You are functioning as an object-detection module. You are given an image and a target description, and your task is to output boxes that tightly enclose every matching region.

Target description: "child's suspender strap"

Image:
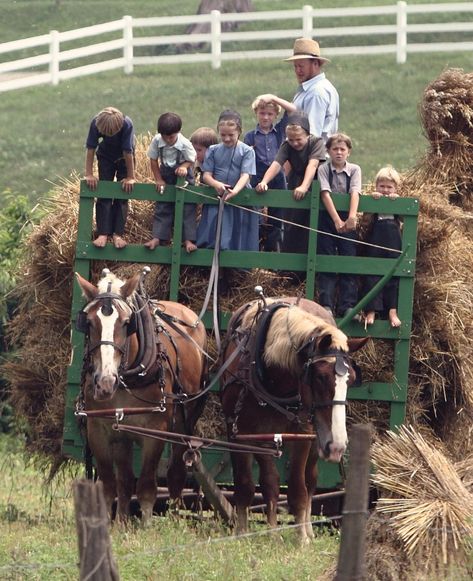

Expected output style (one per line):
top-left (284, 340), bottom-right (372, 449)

top-left (328, 166), bottom-right (351, 193)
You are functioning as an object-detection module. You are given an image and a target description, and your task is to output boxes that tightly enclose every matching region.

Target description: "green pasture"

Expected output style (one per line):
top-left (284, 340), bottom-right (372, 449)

top-left (1, 0), bottom-right (473, 205)
top-left (0, 435), bottom-right (338, 580)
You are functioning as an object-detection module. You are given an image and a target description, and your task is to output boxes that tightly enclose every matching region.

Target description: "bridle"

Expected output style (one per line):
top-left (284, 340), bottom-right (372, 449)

top-left (294, 330), bottom-right (353, 408)
top-left (76, 288), bottom-right (136, 358)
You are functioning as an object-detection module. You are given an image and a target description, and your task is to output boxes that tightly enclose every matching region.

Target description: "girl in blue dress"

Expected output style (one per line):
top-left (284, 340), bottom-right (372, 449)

top-left (196, 110), bottom-right (258, 251)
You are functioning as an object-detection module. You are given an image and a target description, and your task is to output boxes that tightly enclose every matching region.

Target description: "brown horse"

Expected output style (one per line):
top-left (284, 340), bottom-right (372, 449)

top-left (75, 270), bottom-right (207, 521)
top-left (220, 296), bottom-right (368, 542)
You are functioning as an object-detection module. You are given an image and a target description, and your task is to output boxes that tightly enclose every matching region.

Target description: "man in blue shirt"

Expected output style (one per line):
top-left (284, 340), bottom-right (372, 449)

top-left (268, 38), bottom-right (339, 144)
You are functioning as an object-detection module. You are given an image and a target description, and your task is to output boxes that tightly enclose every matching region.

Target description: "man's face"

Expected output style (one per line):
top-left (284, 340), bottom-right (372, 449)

top-left (293, 58), bottom-right (321, 83)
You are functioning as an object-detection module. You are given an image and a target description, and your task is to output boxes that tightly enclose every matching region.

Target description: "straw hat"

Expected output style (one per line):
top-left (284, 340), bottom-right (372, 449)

top-left (284, 38), bottom-right (330, 63)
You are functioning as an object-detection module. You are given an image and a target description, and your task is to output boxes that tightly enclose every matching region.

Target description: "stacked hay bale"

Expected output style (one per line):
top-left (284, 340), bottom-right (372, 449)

top-left (362, 68), bottom-right (473, 579)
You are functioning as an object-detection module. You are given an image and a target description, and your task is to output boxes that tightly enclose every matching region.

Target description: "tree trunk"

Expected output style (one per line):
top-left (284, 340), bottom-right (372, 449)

top-left (180, 0), bottom-right (254, 52)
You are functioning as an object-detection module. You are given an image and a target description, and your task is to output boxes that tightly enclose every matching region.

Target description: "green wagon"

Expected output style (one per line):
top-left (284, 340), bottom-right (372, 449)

top-left (63, 179), bottom-right (418, 492)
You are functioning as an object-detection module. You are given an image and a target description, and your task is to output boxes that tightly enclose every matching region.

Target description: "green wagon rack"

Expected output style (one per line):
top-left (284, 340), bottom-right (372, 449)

top-left (63, 179), bottom-right (418, 490)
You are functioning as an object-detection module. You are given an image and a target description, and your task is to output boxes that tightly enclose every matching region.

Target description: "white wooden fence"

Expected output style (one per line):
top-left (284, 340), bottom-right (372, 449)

top-left (1, 2), bottom-right (472, 93)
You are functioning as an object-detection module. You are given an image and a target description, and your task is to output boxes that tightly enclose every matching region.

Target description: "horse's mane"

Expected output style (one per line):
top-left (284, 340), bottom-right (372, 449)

top-left (241, 300), bottom-right (349, 372)
top-left (97, 272), bottom-right (123, 294)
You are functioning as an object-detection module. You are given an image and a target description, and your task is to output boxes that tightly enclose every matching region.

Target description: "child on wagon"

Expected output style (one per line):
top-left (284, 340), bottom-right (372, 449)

top-left (196, 110), bottom-right (258, 252)
top-left (317, 132), bottom-right (361, 318)
top-left (145, 112), bottom-right (197, 253)
top-left (85, 106), bottom-right (136, 249)
top-left (255, 111), bottom-right (326, 255)
top-left (190, 127), bottom-right (219, 185)
top-left (244, 95), bottom-right (292, 252)
top-left (361, 166), bottom-right (402, 328)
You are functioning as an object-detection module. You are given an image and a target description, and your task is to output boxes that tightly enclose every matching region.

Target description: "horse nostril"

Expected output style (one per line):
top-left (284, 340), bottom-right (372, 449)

top-left (324, 441), bottom-right (332, 458)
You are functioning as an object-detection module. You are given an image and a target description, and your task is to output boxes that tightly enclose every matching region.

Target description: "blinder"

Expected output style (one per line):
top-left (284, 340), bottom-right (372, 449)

top-left (75, 310), bottom-right (89, 334)
top-left (74, 305), bottom-right (137, 336)
top-left (350, 361), bottom-right (363, 388)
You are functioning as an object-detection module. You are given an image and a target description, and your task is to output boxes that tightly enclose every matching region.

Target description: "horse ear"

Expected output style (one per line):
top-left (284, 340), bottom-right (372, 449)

top-left (347, 336), bottom-right (370, 353)
top-left (120, 273), bottom-right (141, 299)
top-left (75, 272), bottom-right (98, 301)
top-left (316, 333), bottom-right (333, 353)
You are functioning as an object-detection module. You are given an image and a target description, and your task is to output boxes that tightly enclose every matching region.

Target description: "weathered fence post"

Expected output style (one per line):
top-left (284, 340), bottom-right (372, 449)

top-left (335, 424), bottom-right (372, 581)
top-left (73, 479), bottom-right (120, 581)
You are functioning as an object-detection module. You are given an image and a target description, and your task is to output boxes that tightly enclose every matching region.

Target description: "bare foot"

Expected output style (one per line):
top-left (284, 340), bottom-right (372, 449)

top-left (389, 309), bottom-right (402, 328)
top-left (112, 234), bottom-right (127, 249)
top-left (144, 238), bottom-right (160, 250)
top-left (364, 311), bottom-right (376, 325)
top-left (184, 240), bottom-right (197, 253)
top-left (93, 234), bottom-right (108, 248)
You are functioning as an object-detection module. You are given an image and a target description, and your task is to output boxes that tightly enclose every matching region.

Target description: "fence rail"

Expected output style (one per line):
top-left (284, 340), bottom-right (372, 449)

top-left (1, 2), bottom-right (473, 92)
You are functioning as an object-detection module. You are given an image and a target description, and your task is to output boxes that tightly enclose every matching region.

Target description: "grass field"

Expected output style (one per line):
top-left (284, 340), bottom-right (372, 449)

top-left (0, 435), bottom-right (339, 580)
top-left (1, 1), bottom-right (472, 205)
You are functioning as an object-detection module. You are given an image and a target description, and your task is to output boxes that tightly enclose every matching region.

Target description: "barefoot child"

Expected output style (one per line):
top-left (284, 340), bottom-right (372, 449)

top-left (362, 166), bottom-right (402, 328)
top-left (244, 95), bottom-right (291, 252)
top-left (196, 110), bottom-right (258, 251)
top-left (85, 107), bottom-right (135, 249)
top-left (145, 112), bottom-right (197, 253)
top-left (317, 132), bottom-right (362, 318)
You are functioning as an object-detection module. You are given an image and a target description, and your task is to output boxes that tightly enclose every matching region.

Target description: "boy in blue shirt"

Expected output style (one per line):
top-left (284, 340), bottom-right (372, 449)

top-left (244, 95), bottom-right (293, 251)
top-left (145, 112), bottom-right (197, 253)
top-left (85, 107), bottom-right (135, 249)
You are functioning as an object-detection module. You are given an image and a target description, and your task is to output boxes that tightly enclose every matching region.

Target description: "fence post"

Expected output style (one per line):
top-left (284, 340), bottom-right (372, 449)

top-left (302, 5), bottom-right (313, 38)
top-left (49, 30), bottom-right (60, 86)
top-left (334, 424), bottom-right (371, 581)
top-left (396, 0), bottom-right (407, 64)
top-left (73, 479), bottom-right (119, 581)
top-left (123, 15), bottom-right (133, 74)
top-left (210, 9), bottom-right (222, 70)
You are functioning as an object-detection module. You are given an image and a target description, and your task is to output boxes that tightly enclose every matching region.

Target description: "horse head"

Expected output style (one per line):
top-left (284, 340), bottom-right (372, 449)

top-left (261, 302), bottom-right (368, 463)
top-left (298, 330), bottom-right (368, 462)
top-left (75, 271), bottom-right (141, 400)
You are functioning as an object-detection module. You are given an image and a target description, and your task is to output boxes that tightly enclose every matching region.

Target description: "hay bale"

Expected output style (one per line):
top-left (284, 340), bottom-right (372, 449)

top-left (415, 67), bottom-right (473, 213)
top-left (371, 425), bottom-right (473, 573)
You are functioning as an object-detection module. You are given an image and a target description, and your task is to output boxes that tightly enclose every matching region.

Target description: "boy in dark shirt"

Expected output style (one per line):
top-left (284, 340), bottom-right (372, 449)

top-left (85, 107), bottom-right (135, 248)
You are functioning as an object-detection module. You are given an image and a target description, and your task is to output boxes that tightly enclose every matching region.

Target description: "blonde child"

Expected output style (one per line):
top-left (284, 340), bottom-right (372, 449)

top-left (245, 95), bottom-right (290, 251)
top-left (317, 132), bottom-right (361, 318)
top-left (256, 111), bottom-right (326, 254)
top-left (190, 127), bottom-right (219, 185)
top-left (85, 106), bottom-right (135, 249)
top-left (196, 110), bottom-right (258, 251)
top-left (362, 166), bottom-right (402, 328)
top-left (145, 112), bottom-right (197, 253)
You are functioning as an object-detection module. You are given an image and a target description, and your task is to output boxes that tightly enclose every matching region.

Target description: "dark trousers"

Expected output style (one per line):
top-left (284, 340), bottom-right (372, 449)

top-left (317, 211), bottom-right (358, 314)
top-left (251, 170), bottom-right (285, 251)
top-left (363, 219), bottom-right (402, 312)
top-left (95, 155), bottom-right (128, 236)
top-left (151, 165), bottom-right (196, 242)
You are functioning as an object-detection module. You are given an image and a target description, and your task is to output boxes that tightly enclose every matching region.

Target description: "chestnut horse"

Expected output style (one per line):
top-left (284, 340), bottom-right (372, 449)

top-left (220, 296), bottom-right (367, 542)
top-left (75, 271), bottom-right (207, 521)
